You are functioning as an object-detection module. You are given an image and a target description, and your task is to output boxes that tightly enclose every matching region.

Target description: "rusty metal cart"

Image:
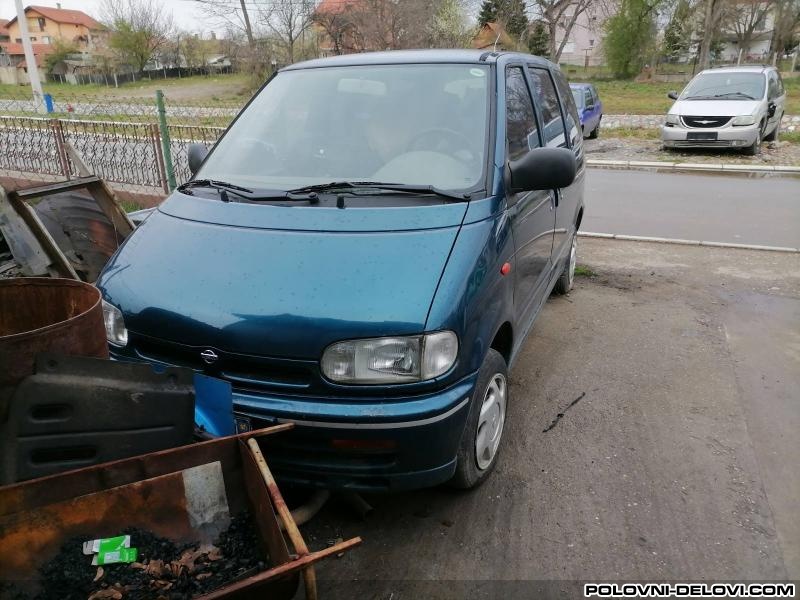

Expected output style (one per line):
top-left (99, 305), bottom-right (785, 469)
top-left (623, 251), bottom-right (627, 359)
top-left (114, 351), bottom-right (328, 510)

top-left (0, 424), bottom-right (361, 599)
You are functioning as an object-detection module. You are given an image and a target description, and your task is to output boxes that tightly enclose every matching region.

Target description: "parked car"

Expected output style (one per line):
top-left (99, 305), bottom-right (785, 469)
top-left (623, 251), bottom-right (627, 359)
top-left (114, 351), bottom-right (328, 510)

top-left (661, 65), bottom-right (786, 155)
top-left (97, 50), bottom-right (585, 491)
top-left (570, 82), bottom-right (603, 138)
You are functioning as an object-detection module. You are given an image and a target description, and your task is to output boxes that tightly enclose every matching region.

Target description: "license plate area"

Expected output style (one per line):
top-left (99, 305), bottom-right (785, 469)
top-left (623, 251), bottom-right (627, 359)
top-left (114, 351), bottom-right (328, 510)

top-left (687, 132), bottom-right (718, 141)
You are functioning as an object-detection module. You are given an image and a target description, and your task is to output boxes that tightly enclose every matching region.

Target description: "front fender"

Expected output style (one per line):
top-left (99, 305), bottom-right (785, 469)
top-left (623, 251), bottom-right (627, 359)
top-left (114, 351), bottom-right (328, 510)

top-left (425, 202), bottom-right (514, 375)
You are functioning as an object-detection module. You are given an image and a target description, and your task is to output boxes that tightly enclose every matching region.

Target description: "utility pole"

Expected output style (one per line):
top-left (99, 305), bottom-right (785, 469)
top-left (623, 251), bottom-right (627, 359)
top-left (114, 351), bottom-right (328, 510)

top-left (240, 0), bottom-right (255, 47)
top-left (15, 0), bottom-right (45, 113)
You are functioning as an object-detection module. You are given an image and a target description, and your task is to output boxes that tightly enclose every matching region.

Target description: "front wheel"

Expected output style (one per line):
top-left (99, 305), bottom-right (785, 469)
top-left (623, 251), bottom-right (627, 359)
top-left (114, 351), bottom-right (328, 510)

top-left (764, 116), bottom-right (781, 143)
top-left (743, 124), bottom-right (763, 156)
top-left (553, 233), bottom-right (577, 295)
top-left (589, 116), bottom-right (601, 139)
top-left (450, 349), bottom-right (508, 489)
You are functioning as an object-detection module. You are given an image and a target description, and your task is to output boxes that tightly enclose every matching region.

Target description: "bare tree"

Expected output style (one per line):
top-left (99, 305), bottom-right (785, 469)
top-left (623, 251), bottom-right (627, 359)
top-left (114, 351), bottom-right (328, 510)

top-left (194, 0), bottom-right (262, 47)
top-left (696, 0), bottom-right (726, 69)
top-left (313, 4), bottom-right (359, 55)
top-left (101, 0), bottom-right (175, 73)
top-left (769, 0), bottom-right (800, 57)
top-left (724, 0), bottom-right (775, 61)
top-left (262, 0), bottom-right (316, 63)
top-left (530, 0), bottom-right (594, 62)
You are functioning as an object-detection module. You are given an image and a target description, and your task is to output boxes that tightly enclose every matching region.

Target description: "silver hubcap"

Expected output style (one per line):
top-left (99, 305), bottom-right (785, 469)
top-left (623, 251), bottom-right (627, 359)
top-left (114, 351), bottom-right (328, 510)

top-left (475, 374), bottom-right (507, 470)
top-left (567, 235), bottom-right (577, 288)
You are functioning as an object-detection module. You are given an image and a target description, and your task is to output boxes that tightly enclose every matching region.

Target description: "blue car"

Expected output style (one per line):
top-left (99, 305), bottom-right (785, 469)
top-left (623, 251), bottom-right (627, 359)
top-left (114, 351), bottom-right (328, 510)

top-left (570, 82), bottom-right (603, 139)
top-left (98, 50), bottom-right (586, 491)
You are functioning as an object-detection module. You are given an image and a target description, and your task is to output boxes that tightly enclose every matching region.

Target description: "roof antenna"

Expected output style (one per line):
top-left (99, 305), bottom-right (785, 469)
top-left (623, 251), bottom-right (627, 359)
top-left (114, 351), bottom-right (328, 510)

top-left (492, 28), bottom-right (502, 52)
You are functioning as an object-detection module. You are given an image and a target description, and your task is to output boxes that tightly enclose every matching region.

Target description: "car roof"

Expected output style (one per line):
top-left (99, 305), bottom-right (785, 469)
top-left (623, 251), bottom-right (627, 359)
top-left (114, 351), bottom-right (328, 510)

top-left (699, 65), bottom-right (772, 75)
top-left (569, 82), bottom-right (594, 89)
top-left (284, 49), bottom-right (556, 71)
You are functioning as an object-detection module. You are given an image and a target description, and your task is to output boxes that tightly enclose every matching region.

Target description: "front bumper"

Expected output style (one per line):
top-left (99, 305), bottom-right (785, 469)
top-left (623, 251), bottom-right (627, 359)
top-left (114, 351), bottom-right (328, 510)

top-left (661, 123), bottom-right (760, 149)
top-left (234, 373), bottom-right (478, 491)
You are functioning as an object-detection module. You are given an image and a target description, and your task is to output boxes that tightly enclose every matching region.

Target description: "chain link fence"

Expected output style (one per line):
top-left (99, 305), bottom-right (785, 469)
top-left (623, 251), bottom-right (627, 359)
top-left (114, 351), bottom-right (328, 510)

top-left (0, 89), bottom-right (242, 207)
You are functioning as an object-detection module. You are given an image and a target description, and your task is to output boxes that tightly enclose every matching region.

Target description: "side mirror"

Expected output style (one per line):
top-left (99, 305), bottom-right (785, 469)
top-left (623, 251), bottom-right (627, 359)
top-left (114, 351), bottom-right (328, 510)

top-left (187, 143), bottom-right (209, 176)
top-left (508, 147), bottom-right (577, 194)
top-left (768, 102), bottom-right (776, 118)
top-left (667, 91), bottom-right (678, 100)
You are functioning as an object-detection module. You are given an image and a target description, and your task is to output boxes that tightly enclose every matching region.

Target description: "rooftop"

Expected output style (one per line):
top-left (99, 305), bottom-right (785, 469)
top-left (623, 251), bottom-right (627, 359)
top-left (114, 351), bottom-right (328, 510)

top-left (6, 5), bottom-right (103, 30)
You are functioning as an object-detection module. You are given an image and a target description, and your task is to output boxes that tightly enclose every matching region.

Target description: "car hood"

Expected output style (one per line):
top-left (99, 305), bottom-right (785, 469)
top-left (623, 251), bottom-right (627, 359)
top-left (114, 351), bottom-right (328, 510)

top-left (669, 99), bottom-right (761, 117)
top-left (97, 194), bottom-right (468, 359)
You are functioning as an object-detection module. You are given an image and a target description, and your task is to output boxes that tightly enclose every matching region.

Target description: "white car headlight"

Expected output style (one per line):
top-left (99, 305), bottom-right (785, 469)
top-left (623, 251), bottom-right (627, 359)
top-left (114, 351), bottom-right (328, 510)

top-left (102, 299), bottom-right (128, 347)
top-left (732, 115), bottom-right (756, 126)
top-left (321, 331), bottom-right (458, 384)
top-left (665, 114), bottom-right (679, 125)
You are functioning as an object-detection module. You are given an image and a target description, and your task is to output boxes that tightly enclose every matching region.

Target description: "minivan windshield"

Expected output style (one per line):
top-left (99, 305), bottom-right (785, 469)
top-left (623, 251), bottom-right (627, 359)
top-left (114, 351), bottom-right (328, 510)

top-left (197, 64), bottom-right (491, 193)
top-left (681, 71), bottom-right (766, 100)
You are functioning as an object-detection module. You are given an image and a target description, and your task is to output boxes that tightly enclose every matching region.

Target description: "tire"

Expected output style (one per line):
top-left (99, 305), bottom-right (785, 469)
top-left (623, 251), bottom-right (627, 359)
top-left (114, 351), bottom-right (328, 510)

top-left (743, 123), bottom-right (764, 156)
top-left (553, 233), bottom-right (577, 295)
top-left (588, 116), bottom-right (601, 139)
top-left (764, 115), bottom-right (781, 142)
top-left (450, 349), bottom-right (508, 489)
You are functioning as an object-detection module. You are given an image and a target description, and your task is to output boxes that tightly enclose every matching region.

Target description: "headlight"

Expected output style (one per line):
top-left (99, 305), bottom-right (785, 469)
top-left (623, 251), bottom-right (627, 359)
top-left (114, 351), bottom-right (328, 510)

top-left (102, 299), bottom-right (128, 347)
top-left (321, 331), bottom-right (458, 384)
top-left (665, 114), bottom-right (679, 125)
top-left (732, 115), bottom-right (756, 126)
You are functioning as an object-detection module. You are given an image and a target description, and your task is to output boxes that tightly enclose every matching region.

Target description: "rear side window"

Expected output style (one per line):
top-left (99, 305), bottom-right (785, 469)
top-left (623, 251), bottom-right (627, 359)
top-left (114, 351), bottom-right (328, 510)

top-left (528, 67), bottom-right (567, 148)
top-left (551, 70), bottom-right (581, 148)
top-left (505, 66), bottom-right (540, 161)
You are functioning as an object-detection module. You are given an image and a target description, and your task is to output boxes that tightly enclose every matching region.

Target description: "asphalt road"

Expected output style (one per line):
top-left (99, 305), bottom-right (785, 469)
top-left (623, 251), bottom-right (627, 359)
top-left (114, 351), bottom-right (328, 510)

top-left (301, 238), bottom-right (799, 598)
top-left (584, 169), bottom-right (800, 248)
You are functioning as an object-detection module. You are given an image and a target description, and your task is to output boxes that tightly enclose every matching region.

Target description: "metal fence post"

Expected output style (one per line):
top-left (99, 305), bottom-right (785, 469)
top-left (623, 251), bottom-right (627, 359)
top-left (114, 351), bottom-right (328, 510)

top-left (155, 90), bottom-right (176, 192)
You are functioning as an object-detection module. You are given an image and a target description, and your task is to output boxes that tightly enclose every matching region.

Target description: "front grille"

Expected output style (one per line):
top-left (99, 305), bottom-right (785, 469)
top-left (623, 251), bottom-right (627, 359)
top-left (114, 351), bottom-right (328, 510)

top-left (681, 116), bottom-right (732, 128)
top-left (132, 334), bottom-right (315, 391)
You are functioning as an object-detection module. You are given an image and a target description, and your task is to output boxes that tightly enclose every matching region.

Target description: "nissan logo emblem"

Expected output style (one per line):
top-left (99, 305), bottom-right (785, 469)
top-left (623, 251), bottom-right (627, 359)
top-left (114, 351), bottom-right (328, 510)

top-left (200, 349), bottom-right (219, 365)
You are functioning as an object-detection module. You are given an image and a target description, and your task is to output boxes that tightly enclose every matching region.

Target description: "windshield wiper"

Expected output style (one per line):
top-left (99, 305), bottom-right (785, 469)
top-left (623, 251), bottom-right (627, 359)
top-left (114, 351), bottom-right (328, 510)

top-left (712, 92), bottom-right (757, 100)
top-left (178, 179), bottom-right (318, 203)
top-left (178, 179), bottom-right (254, 201)
top-left (287, 181), bottom-right (470, 201)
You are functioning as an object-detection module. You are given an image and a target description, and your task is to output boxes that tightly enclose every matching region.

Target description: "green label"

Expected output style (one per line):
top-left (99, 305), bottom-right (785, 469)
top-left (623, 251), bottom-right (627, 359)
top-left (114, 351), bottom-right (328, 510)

top-left (94, 547), bottom-right (138, 565)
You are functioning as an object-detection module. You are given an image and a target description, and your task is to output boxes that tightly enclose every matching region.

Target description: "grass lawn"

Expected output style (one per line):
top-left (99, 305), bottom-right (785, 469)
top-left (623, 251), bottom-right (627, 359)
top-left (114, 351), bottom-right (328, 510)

top-left (0, 73), bottom-right (253, 105)
top-left (585, 74), bottom-right (800, 115)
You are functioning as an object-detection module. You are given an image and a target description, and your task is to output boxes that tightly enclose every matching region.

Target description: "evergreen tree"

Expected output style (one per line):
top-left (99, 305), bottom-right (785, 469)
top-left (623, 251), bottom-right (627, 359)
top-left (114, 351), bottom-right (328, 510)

top-left (477, 0), bottom-right (528, 39)
top-left (477, 0), bottom-right (499, 28)
top-left (662, 0), bottom-right (692, 62)
top-left (527, 20), bottom-right (549, 56)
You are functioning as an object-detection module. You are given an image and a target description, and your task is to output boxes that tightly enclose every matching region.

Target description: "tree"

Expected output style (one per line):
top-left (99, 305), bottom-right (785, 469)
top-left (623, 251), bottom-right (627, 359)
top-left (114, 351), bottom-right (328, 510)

top-left (428, 0), bottom-right (474, 48)
top-left (696, 0), bottom-right (726, 70)
top-left (769, 0), bottom-right (800, 58)
top-left (44, 39), bottom-right (79, 73)
top-left (531, 0), bottom-right (594, 62)
top-left (101, 0), bottom-right (174, 74)
top-left (662, 0), bottom-right (693, 62)
top-left (604, 0), bottom-right (664, 78)
top-left (725, 0), bottom-right (775, 60)
top-left (194, 0), bottom-right (258, 48)
top-left (477, 0), bottom-right (528, 38)
top-left (261, 0), bottom-right (315, 64)
top-left (526, 19), bottom-right (549, 55)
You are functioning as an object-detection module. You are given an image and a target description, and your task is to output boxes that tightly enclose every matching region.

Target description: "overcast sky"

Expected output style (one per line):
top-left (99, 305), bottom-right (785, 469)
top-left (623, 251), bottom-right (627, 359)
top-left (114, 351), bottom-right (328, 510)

top-left (0, 0), bottom-right (212, 35)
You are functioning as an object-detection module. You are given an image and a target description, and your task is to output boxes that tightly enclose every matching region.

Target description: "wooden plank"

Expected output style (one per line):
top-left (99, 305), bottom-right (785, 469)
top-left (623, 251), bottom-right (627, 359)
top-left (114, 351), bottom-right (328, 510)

top-left (11, 176), bottom-right (100, 199)
top-left (8, 197), bottom-right (78, 279)
top-left (0, 187), bottom-right (51, 276)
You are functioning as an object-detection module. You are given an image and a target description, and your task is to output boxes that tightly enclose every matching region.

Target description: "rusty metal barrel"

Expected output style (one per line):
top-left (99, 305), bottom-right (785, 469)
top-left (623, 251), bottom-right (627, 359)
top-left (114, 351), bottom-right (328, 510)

top-left (0, 278), bottom-right (108, 405)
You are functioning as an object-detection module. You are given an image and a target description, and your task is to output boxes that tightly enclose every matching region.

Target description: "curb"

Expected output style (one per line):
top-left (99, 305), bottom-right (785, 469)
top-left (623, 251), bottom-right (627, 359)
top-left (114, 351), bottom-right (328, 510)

top-left (578, 231), bottom-right (799, 253)
top-left (586, 159), bottom-right (800, 175)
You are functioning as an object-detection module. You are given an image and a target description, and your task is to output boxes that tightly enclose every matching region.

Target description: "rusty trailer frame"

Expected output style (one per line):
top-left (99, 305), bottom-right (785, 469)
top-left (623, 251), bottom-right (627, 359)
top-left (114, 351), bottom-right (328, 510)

top-left (0, 424), bottom-right (361, 599)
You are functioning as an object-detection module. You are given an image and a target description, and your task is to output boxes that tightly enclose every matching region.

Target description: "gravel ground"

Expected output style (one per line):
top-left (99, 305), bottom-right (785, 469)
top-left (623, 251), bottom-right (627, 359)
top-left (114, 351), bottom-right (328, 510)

top-left (586, 136), bottom-right (800, 166)
top-left (303, 239), bottom-right (800, 598)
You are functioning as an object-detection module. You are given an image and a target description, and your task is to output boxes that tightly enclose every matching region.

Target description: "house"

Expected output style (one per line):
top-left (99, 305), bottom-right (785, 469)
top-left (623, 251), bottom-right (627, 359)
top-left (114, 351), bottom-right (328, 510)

top-left (0, 42), bottom-right (55, 84)
top-left (472, 22), bottom-right (515, 52)
top-left (552, 2), bottom-right (611, 67)
top-left (3, 5), bottom-right (106, 50)
top-left (313, 0), bottom-right (363, 57)
top-left (0, 19), bottom-right (11, 43)
top-left (717, 0), bottom-right (775, 63)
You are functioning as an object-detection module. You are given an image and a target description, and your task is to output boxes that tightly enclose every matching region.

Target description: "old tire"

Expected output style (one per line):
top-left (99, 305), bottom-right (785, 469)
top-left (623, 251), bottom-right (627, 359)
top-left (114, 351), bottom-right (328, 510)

top-left (450, 349), bottom-right (508, 489)
top-left (764, 116), bottom-right (781, 142)
top-left (743, 123), bottom-right (763, 156)
top-left (589, 116), bottom-right (601, 139)
top-left (553, 233), bottom-right (577, 295)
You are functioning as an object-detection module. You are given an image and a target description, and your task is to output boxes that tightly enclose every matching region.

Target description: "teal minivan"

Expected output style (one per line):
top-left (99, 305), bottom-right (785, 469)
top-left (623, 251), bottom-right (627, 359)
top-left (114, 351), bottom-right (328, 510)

top-left (97, 50), bottom-right (585, 491)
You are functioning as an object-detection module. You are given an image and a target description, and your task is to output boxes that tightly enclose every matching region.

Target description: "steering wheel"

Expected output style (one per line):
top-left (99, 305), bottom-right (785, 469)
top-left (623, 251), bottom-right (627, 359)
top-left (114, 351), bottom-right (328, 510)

top-left (407, 128), bottom-right (474, 163)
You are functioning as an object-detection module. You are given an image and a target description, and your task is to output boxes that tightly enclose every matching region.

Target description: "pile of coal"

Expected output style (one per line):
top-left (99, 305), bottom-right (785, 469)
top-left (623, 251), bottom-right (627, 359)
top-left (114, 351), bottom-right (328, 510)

top-left (32, 513), bottom-right (265, 600)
